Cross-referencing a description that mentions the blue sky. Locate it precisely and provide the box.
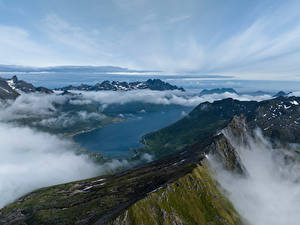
[1,0,300,80]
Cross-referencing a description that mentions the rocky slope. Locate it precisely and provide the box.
[0,76,53,100]
[56,79,185,92]
[139,96,300,157]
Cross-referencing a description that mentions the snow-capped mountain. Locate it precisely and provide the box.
[56,79,185,92]
[0,76,53,100]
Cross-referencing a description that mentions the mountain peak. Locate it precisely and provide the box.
[56,79,185,92]
[200,88,237,96]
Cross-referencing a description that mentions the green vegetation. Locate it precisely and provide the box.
[137,99,257,157]
[109,163,244,225]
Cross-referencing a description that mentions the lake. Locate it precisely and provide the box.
[73,106,192,158]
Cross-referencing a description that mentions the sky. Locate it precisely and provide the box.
[1,0,300,79]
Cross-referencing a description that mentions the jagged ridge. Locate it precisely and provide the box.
[55,79,185,92]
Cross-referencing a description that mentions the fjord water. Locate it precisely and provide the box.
[73,106,192,158]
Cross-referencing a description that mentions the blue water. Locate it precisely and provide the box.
[73,107,192,158]
[2,72,300,91]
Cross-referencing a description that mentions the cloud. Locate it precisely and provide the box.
[209,129,300,225]
[43,14,112,58]
[74,90,272,107]
[0,91,272,127]
[2,1,300,78]
[36,111,105,128]
[0,119,153,208]
[0,123,101,208]
[0,93,67,121]
[0,25,60,66]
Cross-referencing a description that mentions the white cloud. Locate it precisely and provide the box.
[74,90,272,107]
[1,1,300,78]
[0,93,67,121]
[209,129,300,225]
[0,117,152,208]
[0,123,100,208]
[44,14,112,58]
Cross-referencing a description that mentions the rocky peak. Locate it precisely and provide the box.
[11,75,18,83]
[56,79,185,92]
[4,76,53,95]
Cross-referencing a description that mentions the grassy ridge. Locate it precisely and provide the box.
[109,163,244,225]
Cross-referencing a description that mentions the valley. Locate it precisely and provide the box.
[1,75,300,225]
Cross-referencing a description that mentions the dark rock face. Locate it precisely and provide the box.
[56,79,185,92]
[35,87,53,94]
[200,88,237,96]
[273,91,290,97]
[0,76,53,99]
[247,96,300,144]
[5,76,53,94]
[0,79,20,100]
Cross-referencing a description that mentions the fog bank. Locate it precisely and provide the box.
[210,130,300,225]
[0,123,141,208]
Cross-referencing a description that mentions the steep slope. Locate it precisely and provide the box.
[6,75,53,94]
[139,96,300,158]
[0,79,20,100]
[0,75,53,101]
[0,124,244,225]
[138,98,257,157]
[109,164,242,225]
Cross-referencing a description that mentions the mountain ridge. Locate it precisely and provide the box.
[55,79,185,92]
[0,75,53,100]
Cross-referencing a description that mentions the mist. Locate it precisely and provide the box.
[72,90,272,107]
[0,122,148,208]
[209,129,300,225]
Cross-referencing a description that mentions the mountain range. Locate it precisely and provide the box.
[0,76,53,100]
[56,79,185,92]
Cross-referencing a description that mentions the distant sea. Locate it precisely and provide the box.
[1,72,300,92]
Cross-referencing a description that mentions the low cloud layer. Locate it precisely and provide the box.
[210,130,300,225]
[0,122,152,208]
[0,123,100,208]
[73,90,272,107]
[0,91,272,123]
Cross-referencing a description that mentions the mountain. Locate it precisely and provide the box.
[139,95,300,157]
[199,88,237,96]
[273,90,291,97]
[0,78,20,100]
[56,79,185,92]
[7,76,53,94]
[0,76,53,100]
[138,98,257,157]
[245,90,272,96]
[2,96,300,224]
